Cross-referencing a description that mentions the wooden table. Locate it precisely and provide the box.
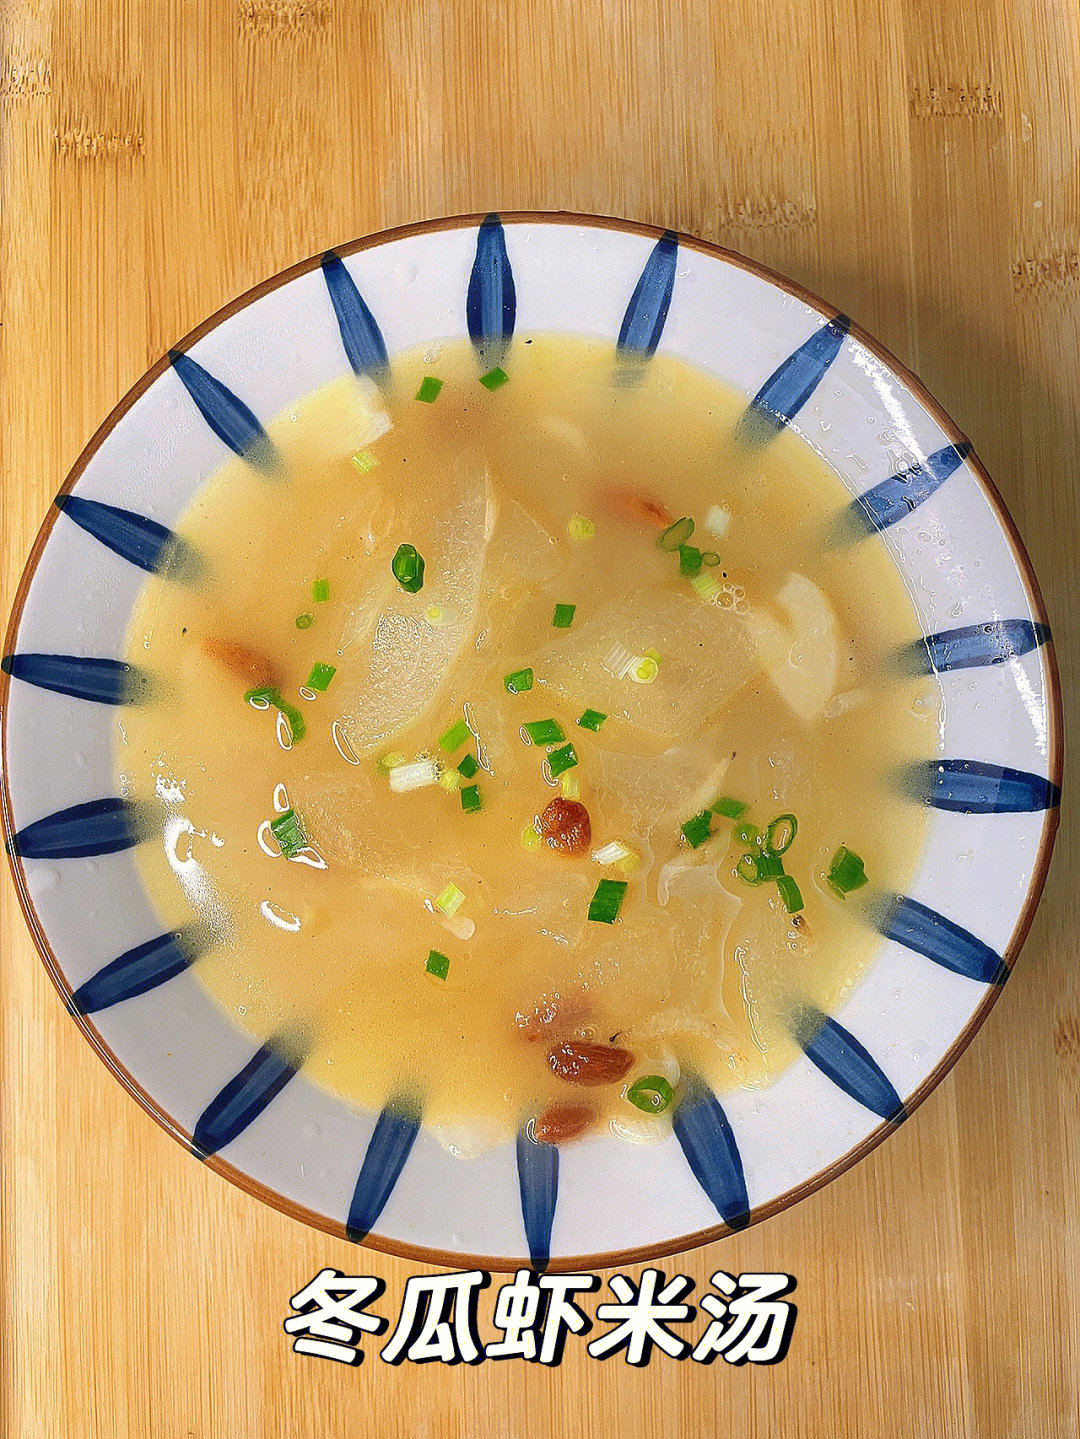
[2,2,1078,1434]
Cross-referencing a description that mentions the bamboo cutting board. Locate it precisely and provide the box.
[2,2,1078,1435]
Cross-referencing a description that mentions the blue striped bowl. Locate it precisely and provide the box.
[1,214,1061,1269]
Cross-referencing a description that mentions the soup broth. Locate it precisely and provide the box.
[117,335,938,1151]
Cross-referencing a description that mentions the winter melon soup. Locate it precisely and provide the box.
[117,334,938,1153]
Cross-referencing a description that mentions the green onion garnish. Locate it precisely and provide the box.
[776,874,804,913]
[415,376,443,403]
[377,751,406,775]
[439,768,462,792]
[270,808,308,859]
[426,949,450,980]
[435,882,465,917]
[520,824,541,852]
[295,613,314,630]
[827,845,868,896]
[460,784,482,814]
[712,796,749,819]
[658,516,694,552]
[479,366,508,390]
[504,667,534,694]
[552,603,576,629]
[700,551,721,566]
[757,853,785,879]
[306,661,336,692]
[681,810,713,849]
[548,743,578,777]
[392,543,425,593]
[736,851,765,885]
[588,878,628,924]
[567,514,596,542]
[763,813,798,857]
[244,686,306,743]
[734,820,759,848]
[351,449,378,473]
[312,578,330,604]
[625,1075,675,1114]
[457,753,479,779]
[438,718,471,754]
[523,719,565,746]
[678,544,703,577]
[577,708,607,732]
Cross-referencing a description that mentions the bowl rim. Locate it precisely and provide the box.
[1,209,1063,1272]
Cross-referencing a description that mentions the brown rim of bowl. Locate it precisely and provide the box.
[0,210,1064,1273]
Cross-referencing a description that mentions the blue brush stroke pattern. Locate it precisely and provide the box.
[906,759,1061,813]
[617,230,678,357]
[192,1037,304,1158]
[73,925,207,1014]
[321,252,390,382]
[881,895,1006,985]
[741,314,849,438]
[793,1007,906,1122]
[899,619,1051,674]
[850,442,971,531]
[467,214,516,360]
[55,495,196,577]
[346,1104,422,1242]
[672,1080,750,1231]
[7,797,149,859]
[1,653,153,705]
[516,1131,558,1271]
[169,349,279,474]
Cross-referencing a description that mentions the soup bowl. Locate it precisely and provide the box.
[1,213,1062,1270]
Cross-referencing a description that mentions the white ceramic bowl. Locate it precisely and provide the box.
[1,214,1061,1270]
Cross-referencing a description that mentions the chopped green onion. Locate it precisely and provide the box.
[388,758,439,793]
[504,667,534,694]
[567,514,595,542]
[377,751,406,775]
[270,808,308,859]
[439,768,462,792]
[577,708,607,732]
[306,661,336,692]
[588,878,628,924]
[312,578,330,604]
[560,772,580,799]
[827,845,869,896]
[593,840,633,866]
[425,949,450,980]
[628,654,660,684]
[295,612,314,630]
[351,449,378,473]
[392,543,425,593]
[460,784,482,814]
[435,882,465,917]
[712,796,749,819]
[658,516,694,551]
[734,820,759,848]
[457,753,479,779]
[678,544,703,577]
[626,1075,675,1114]
[520,824,541,852]
[415,376,443,403]
[479,366,508,390]
[681,810,713,848]
[690,571,721,602]
[757,853,785,879]
[700,551,721,567]
[547,743,578,777]
[523,719,565,746]
[776,874,804,913]
[244,686,305,743]
[438,717,471,754]
[736,851,766,885]
[704,505,730,539]
[552,602,576,629]
[763,813,798,857]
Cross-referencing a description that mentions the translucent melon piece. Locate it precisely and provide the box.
[294,373,391,462]
[578,917,680,1033]
[481,495,560,602]
[335,456,491,752]
[534,587,759,748]
[745,572,839,725]
[597,726,732,835]
[495,872,594,950]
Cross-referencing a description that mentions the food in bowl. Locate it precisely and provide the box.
[115,332,937,1154]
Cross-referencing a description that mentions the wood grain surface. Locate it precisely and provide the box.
[2,1,1078,1434]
